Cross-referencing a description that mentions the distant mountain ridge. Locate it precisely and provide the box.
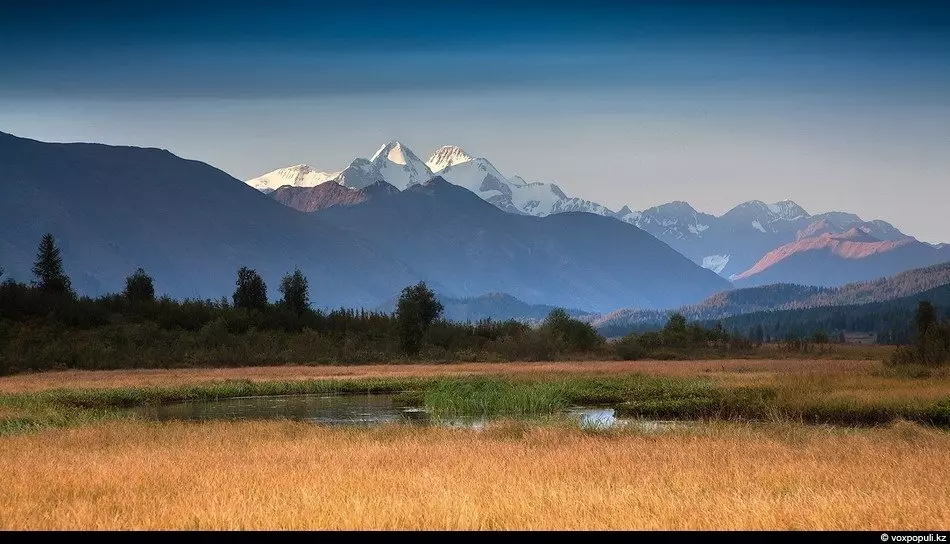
[249,141,940,286]
[247,164,340,193]
[270,180,397,213]
[0,131,730,314]
[732,228,950,287]
[0,131,419,307]
[314,176,732,312]
[590,261,950,335]
[250,141,611,218]
[618,199,918,280]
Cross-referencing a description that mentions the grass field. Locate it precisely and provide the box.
[1,420,947,530]
[2,358,950,432]
[0,357,888,393]
[1,356,948,530]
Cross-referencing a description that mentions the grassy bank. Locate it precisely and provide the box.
[3,359,950,432]
[1,420,948,530]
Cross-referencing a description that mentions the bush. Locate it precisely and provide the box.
[541,308,602,353]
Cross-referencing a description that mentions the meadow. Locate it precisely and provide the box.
[1,420,948,530]
[1,357,949,530]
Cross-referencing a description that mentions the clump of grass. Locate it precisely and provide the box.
[35,378,424,410]
[421,375,716,417]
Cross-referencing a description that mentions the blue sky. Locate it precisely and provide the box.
[2,1,949,242]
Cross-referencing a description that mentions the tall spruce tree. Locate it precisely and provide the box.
[279,269,310,316]
[31,233,74,297]
[915,301,938,339]
[233,267,268,311]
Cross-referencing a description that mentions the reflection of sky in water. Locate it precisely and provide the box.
[137,394,687,431]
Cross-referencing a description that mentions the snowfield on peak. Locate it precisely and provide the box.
[246,164,340,192]
[246,141,616,218]
[425,145,474,172]
[245,143,933,285]
[702,254,730,274]
[367,141,433,189]
[425,145,615,218]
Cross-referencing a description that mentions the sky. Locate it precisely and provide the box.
[2,1,949,242]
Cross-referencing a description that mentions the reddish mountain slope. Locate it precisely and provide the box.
[270,182,369,212]
[733,229,949,287]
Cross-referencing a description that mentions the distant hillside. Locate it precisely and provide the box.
[0,131,419,306]
[270,180,398,213]
[733,229,950,287]
[315,177,731,312]
[714,283,950,344]
[376,292,592,323]
[592,261,950,337]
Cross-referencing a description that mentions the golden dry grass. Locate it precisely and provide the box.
[8,356,949,412]
[0,358,880,393]
[1,420,948,530]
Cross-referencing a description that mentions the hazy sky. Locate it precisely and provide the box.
[2,1,949,242]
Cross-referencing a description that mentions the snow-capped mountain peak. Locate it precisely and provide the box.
[767,199,809,221]
[371,141,410,165]
[623,201,714,241]
[365,141,433,189]
[426,145,474,173]
[246,164,340,193]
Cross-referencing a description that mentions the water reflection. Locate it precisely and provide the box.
[135,393,684,431]
[564,407,686,432]
[136,393,411,426]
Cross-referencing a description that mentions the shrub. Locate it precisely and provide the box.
[541,308,602,353]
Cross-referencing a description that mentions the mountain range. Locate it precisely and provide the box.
[250,141,948,287]
[590,261,950,336]
[3,130,946,317]
[0,132,417,308]
[0,131,729,312]
[312,177,730,311]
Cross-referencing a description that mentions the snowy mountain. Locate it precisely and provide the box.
[247,142,617,219]
[246,142,936,286]
[615,198,915,279]
[425,145,474,172]
[246,164,339,193]
[332,141,434,190]
[425,145,614,217]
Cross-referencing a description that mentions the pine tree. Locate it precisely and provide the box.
[124,268,155,303]
[915,301,938,340]
[31,233,74,297]
[233,267,268,311]
[279,269,310,316]
[396,282,443,355]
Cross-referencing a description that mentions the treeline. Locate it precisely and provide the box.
[2,233,931,375]
[596,263,950,340]
[0,234,619,374]
[614,313,756,360]
[711,284,950,345]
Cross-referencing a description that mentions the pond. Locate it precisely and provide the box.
[133,392,685,431]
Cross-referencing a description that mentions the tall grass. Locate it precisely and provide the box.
[4,360,950,433]
[420,375,712,417]
[2,420,949,530]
